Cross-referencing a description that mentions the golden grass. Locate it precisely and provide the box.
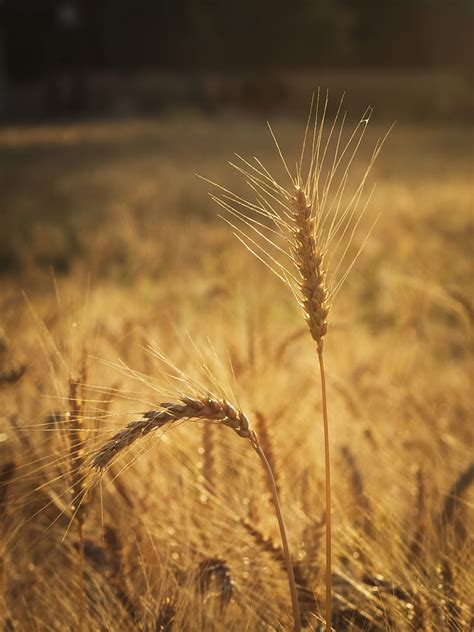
[0,110,472,630]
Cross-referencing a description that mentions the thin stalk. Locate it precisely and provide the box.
[77,520,85,632]
[317,347,332,632]
[69,378,86,632]
[253,440,301,632]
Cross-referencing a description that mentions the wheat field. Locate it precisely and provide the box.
[0,106,472,631]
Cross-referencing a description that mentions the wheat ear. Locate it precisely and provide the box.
[92,397,301,632]
[292,187,329,350]
[92,397,252,470]
[292,185,333,629]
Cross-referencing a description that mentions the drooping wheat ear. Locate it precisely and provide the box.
[196,558,233,615]
[92,397,301,631]
[93,396,251,471]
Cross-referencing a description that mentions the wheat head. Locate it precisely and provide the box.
[93,396,252,471]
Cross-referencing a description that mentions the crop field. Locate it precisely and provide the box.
[0,104,472,631]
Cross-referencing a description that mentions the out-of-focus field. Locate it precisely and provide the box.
[0,110,472,630]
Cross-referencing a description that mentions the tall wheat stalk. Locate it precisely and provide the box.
[92,396,302,631]
[207,92,389,630]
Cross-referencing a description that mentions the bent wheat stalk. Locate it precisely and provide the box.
[207,92,389,631]
[93,396,301,632]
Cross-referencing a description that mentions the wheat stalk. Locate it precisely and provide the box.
[254,410,281,497]
[92,396,302,631]
[206,92,389,630]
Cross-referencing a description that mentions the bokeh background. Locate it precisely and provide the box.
[1,1,473,120]
[0,4,473,630]
[0,0,473,278]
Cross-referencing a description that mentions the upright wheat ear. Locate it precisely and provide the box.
[207,94,388,631]
[93,397,302,632]
[292,186,329,350]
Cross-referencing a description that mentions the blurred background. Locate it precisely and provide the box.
[0,0,472,120]
[0,6,472,631]
[0,1,472,279]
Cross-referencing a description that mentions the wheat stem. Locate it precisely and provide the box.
[293,185,332,631]
[317,348,332,632]
[252,440,301,632]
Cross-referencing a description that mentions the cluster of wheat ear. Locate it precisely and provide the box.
[92,93,387,631]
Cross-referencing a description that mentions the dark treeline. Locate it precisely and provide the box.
[2,0,473,82]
